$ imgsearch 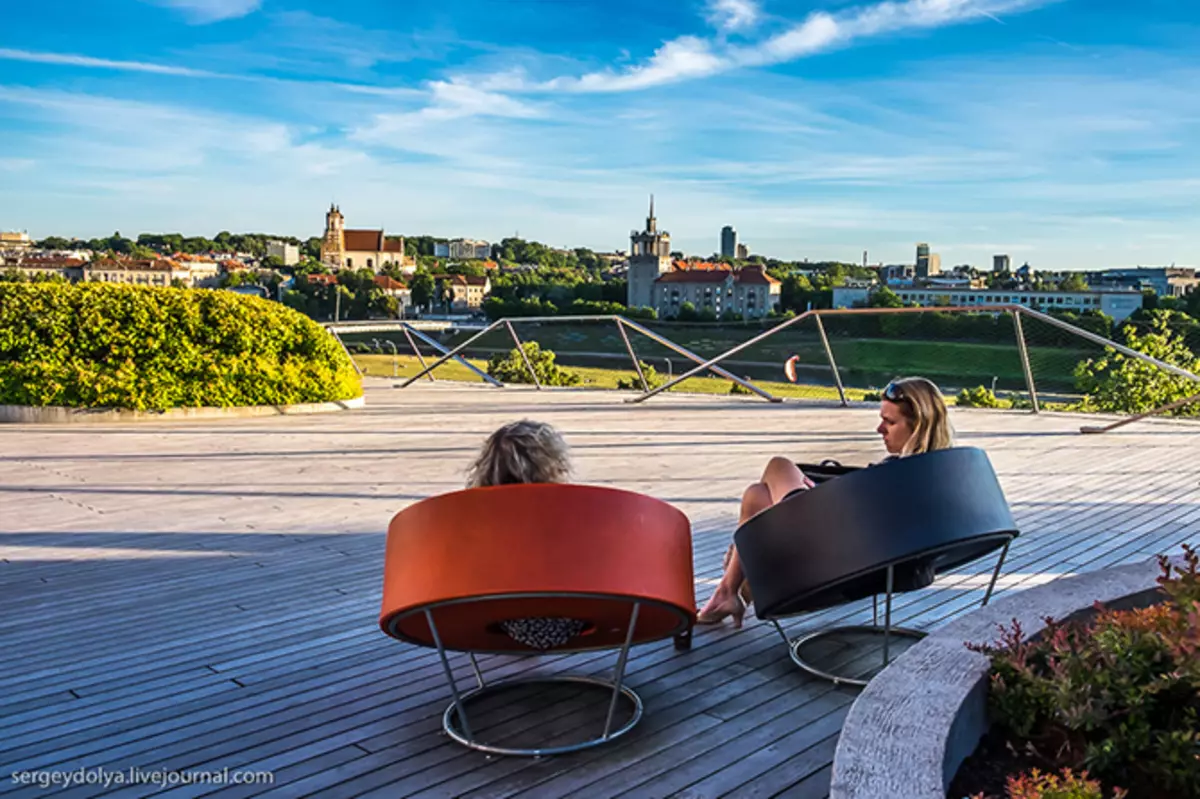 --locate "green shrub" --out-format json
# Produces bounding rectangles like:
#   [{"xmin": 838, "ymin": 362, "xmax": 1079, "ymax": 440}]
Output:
[
  {"xmin": 1009, "ymin": 393, "xmax": 1035, "ymax": 410},
  {"xmin": 486, "ymin": 341, "xmax": 579, "ymax": 387},
  {"xmin": 862, "ymin": 389, "xmax": 883, "ymax": 402},
  {"xmin": 970, "ymin": 547, "xmax": 1200, "ymax": 797},
  {"xmin": 615, "ymin": 361, "xmax": 667, "ymax": 391},
  {"xmin": 729, "ymin": 380, "xmax": 753, "ymax": 395},
  {"xmin": 970, "ymin": 767, "xmax": 1127, "ymax": 799},
  {"xmin": 0, "ymin": 283, "xmax": 361, "ymax": 410},
  {"xmin": 1074, "ymin": 317, "xmax": 1200, "ymax": 416},
  {"xmin": 957, "ymin": 385, "xmax": 1002, "ymax": 408}
]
